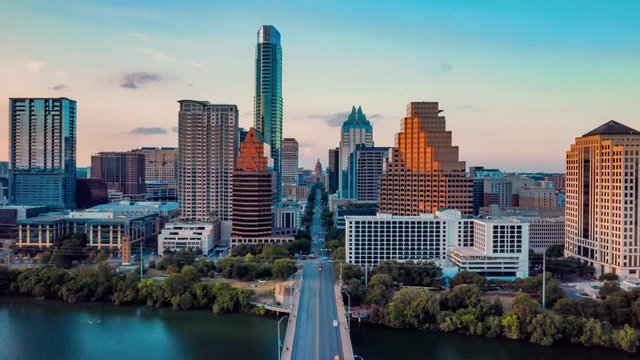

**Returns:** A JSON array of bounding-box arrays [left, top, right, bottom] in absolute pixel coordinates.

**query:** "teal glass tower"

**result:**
[[254, 25, 283, 204]]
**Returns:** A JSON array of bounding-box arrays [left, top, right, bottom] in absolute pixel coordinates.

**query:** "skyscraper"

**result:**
[[348, 145, 389, 202], [565, 120, 640, 277], [136, 147, 178, 187], [254, 25, 283, 203], [327, 147, 340, 194], [178, 100, 238, 236], [379, 102, 472, 215], [339, 106, 373, 198], [91, 151, 146, 201], [232, 128, 272, 237], [9, 98, 76, 209], [282, 138, 299, 186]]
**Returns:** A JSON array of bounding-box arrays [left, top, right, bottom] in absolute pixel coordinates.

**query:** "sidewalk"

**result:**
[[281, 272, 302, 360], [334, 283, 354, 360]]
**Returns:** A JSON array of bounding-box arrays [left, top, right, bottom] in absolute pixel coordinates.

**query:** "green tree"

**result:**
[[598, 272, 619, 281], [366, 274, 393, 305], [613, 324, 638, 353], [578, 318, 612, 347], [271, 258, 297, 279], [501, 314, 522, 340], [258, 245, 289, 263], [528, 312, 563, 346], [450, 271, 487, 290], [599, 281, 621, 298], [181, 265, 201, 282], [388, 287, 440, 330], [545, 244, 564, 258]]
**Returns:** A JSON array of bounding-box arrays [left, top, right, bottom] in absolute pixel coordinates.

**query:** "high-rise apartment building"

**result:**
[[178, 100, 238, 236], [339, 106, 373, 198], [9, 98, 76, 209], [232, 128, 272, 237], [282, 138, 299, 186], [328, 148, 339, 194], [565, 120, 640, 277], [136, 147, 178, 187], [379, 102, 472, 215], [254, 25, 283, 203], [518, 186, 557, 209], [347, 145, 389, 202], [91, 151, 146, 201]]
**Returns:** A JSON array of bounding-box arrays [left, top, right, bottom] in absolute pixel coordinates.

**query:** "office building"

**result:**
[[470, 166, 503, 215], [232, 128, 272, 237], [75, 178, 108, 209], [145, 181, 178, 202], [254, 25, 284, 203], [282, 138, 299, 186], [565, 120, 640, 277], [379, 102, 472, 215], [0, 205, 47, 248], [545, 174, 566, 191], [518, 186, 557, 209], [339, 106, 374, 198], [283, 184, 309, 203], [513, 216, 564, 253], [16, 210, 158, 256], [483, 178, 513, 208], [348, 145, 389, 202], [272, 205, 301, 235], [346, 210, 529, 279], [157, 222, 219, 256], [178, 100, 238, 240], [333, 203, 378, 230], [136, 147, 178, 187], [327, 148, 339, 194], [91, 151, 146, 201], [9, 98, 76, 209]]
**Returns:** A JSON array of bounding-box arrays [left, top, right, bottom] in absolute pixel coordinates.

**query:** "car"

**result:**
[[332, 319, 338, 327], [318, 263, 324, 272]]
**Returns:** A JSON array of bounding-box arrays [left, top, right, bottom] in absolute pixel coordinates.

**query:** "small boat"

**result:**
[[96, 320, 102, 324], [88, 321, 93, 325]]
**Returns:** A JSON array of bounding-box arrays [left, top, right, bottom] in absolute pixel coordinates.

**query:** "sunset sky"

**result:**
[[0, 0, 638, 171]]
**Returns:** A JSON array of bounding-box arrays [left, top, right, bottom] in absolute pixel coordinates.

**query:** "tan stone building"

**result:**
[[379, 102, 472, 215], [565, 120, 640, 278]]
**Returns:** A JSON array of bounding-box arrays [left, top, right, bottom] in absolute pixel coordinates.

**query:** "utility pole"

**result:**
[[542, 250, 546, 310]]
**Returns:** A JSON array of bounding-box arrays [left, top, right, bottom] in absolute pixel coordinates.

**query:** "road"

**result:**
[[291, 188, 344, 360]]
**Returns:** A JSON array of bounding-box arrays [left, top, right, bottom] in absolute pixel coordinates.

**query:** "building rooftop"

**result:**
[[584, 120, 640, 137]]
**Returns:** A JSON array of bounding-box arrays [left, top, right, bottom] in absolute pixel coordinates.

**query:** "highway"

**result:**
[[290, 188, 344, 360]]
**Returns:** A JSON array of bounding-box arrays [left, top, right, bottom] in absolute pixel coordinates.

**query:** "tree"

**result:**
[[258, 245, 289, 263], [181, 265, 201, 282], [578, 318, 612, 347], [613, 324, 638, 353], [501, 314, 522, 340], [95, 251, 109, 263], [598, 272, 619, 281], [599, 281, 622, 298], [49, 234, 89, 268], [366, 274, 393, 305], [528, 312, 563, 346], [346, 278, 365, 305], [450, 271, 487, 290], [272, 258, 297, 279], [545, 244, 564, 258], [388, 287, 440, 330]]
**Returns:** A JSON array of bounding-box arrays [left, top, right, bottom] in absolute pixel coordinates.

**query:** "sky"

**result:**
[[0, 0, 638, 171]]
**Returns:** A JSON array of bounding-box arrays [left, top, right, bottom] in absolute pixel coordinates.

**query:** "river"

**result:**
[[0, 297, 635, 360]]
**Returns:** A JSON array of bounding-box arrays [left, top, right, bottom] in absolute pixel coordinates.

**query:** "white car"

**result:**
[[332, 320, 338, 327]]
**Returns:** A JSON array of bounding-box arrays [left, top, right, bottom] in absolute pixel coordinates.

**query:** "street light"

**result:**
[[341, 289, 351, 331], [277, 315, 289, 360]]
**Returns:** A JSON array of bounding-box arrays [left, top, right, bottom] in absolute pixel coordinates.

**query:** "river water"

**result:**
[[0, 297, 635, 360]]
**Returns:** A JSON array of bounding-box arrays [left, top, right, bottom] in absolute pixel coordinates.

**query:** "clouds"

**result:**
[[129, 127, 168, 135], [134, 46, 175, 62], [120, 72, 162, 89], [24, 59, 46, 73], [440, 62, 453, 72], [51, 84, 67, 91], [128, 32, 151, 41]]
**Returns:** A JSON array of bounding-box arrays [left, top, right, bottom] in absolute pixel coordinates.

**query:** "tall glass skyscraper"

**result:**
[[254, 25, 283, 203], [339, 106, 373, 198], [9, 98, 76, 209]]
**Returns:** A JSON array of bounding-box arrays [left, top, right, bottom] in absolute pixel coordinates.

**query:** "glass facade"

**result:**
[[254, 25, 283, 204], [9, 98, 76, 209]]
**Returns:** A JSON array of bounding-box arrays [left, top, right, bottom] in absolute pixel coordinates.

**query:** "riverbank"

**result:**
[[1, 297, 636, 360]]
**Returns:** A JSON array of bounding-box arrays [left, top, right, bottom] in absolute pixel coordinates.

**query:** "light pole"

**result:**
[[277, 315, 288, 360], [542, 250, 546, 310], [341, 289, 351, 331]]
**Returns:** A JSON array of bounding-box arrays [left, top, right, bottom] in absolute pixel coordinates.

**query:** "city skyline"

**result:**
[[0, 1, 638, 171]]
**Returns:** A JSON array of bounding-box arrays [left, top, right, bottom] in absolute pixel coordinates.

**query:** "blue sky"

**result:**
[[0, 0, 638, 171]]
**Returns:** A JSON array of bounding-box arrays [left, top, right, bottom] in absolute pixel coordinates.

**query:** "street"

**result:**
[[290, 188, 344, 360]]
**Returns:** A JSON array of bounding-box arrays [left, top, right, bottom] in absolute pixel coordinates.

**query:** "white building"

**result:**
[[345, 210, 529, 279], [512, 216, 564, 253], [157, 222, 219, 256], [272, 206, 301, 234]]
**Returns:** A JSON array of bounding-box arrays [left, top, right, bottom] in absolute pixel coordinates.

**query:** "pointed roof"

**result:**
[[584, 120, 640, 137], [236, 128, 268, 172], [342, 105, 371, 128]]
